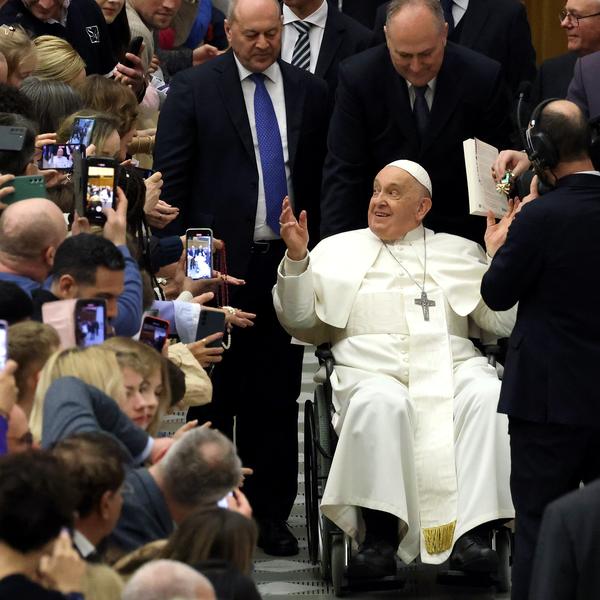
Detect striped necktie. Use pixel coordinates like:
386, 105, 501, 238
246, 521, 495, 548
291, 21, 311, 70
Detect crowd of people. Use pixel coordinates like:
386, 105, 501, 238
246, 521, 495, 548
0, 0, 598, 599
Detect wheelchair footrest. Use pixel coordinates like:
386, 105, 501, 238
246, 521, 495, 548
436, 569, 499, 588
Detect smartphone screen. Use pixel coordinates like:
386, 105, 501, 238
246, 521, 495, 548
186, 229, 213, 280
68, 117, 95, 146
75, 301, 106, 348
86, 163, 115, 221
0, 320, 7, 371
139, 316, 169, 352
195, 310, 225, 347
40, 144, 80, 171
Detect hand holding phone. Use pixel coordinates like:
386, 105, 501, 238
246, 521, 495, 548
139, 315, 169, 352
84, 157, 118, 225
186, 228, 213, 280
74, 299, 106, 348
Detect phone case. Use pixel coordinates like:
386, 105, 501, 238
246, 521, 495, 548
196, 310, 226, 347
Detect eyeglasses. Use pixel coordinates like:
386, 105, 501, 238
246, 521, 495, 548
559, 8, 600, 25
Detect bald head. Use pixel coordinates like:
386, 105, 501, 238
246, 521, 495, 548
122, 560, 216, 600
227, 0, 280, 21
535, 99, 591, 164
0, 199, 66, 279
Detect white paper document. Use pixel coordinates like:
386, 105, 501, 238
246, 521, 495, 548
463, 138, 509, 219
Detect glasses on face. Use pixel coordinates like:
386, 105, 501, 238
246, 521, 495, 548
559, 8, 600, 25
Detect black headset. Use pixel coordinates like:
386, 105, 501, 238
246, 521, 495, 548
524, 97, 561, 174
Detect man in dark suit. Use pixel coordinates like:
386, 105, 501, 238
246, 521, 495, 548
373, 0, 536, 95
531, 1, 600, 106
321, 0, 511, 243
568, 49, 600, 118
281, 0, 373, 100
153, 0, 329, 556
481, 99, 600, 600
332, 0, 388, 28
529, 479, 600, 600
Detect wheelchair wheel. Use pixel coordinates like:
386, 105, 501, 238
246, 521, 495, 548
331, 533, 346, 597
495, 527, 512, 593
304, 399, 319, 564
315, 384, 333, 485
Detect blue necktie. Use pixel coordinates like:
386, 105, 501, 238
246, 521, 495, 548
250, 73, 288, 234
440, 0, 455, 34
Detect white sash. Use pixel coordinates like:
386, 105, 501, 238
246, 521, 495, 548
404, 285, 457, 554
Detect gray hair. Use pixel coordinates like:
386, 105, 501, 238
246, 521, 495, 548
158, 428, 242, 507
226, 0, 280, 22
386, 0, 445, 28
122, 560, 215, 600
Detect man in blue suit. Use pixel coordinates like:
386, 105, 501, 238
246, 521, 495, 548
154, 0, 329, 556
482, 99, 600, 600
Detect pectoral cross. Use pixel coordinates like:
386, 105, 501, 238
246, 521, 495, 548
415, 290, 436, 321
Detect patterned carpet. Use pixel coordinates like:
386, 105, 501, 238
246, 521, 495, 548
251, 347, 511, 600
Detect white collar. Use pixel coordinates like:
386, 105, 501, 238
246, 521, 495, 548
453, 0, 469, 11
233, 54, 281, 85
282, 1, 328, 29
72, 529, 96, 558
575, 170, 600, 176
369, 224, 426, 245
406, 78, 437, 95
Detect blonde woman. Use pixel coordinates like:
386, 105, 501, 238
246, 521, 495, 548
32, 35, 86, 86
31, 346, 172, 464
0, 24, 36, 88
103, 337, 172, 435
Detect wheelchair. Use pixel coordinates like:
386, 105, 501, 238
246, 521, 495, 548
303, 344, 513, 597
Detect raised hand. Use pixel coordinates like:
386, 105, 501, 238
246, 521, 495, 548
485, 198, 521, 258
279, 196, 308, 261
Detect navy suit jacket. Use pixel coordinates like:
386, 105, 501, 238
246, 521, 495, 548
153, 51, 329, 279
372, 0, 536, 94
320, 42, 511, 241
481, 174, 600, 426
568, 50, 600, 119
530, 479, 600, 600
530, 52, 578, 108
313, 6, 373, 102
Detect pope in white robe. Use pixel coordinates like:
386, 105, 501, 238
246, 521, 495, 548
273, 160, 517, 577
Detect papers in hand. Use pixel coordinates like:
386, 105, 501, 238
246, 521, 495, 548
463, 138, 509, 219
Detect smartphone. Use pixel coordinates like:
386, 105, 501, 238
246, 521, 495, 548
186, 228, 213, 280
68, 116, 96, 146
122, 36, 144, 68
139, 315, 169, 352
196, 310, 225, 347
0, 320, 7, 371
39, 143, 83, 172
74, 299, 106, 348
0, 125, 26, 151
0, 175, 46, 204
133, 166, 154, 180
84, 157, 118, 224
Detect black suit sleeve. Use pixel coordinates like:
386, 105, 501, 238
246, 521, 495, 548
481, 202, 546, 311
320, 61, 373, 237
529, 501, 577, 600
153, 72, 199, 235
505, 2, 537, 92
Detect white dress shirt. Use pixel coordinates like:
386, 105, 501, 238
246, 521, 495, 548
406, 78, 437, 111
234, 56, 294, 241
281, 1, 329, 74
73, 529, 96, 559
452, 0, 469, 26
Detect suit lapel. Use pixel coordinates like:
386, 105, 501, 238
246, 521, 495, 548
281, 60, 305, 170
456, 0, 490, 49
421, 44, 464, 153
215, 51, 254, 160
315, 9, 343, 78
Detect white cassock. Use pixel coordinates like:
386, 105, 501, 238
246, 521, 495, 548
273, 225, 516, 565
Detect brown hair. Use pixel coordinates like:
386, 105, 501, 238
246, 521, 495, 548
56, 110, 120, 156
76, 75, 138, 138
7, 321, 60, 394
160, 506, 258, 575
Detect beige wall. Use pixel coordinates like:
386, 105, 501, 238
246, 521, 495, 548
524, 0, 568, 64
